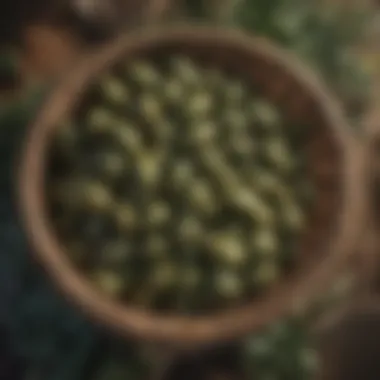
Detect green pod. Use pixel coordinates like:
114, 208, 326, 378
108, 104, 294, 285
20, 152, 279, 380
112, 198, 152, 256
276, 189, 306, 233
80, 181, 114, 212
224, 79, 248, 102
250, 168, 282, 194
86, 107, 120, 133
223, 108, 249, 131
146, 200, 171, 227
207, 229, 248, 267
54, 179, 114, 213
170, 56, 203, 85
177, 215, 204, 243
199, 144, 275, 225
138, 93, 164, 123
170, 159, 195, 188
262, 136, 296, 172
128, 60, 162, 87
250, 227, 279, 258
190, 121, 217, 144
98, 75, 130, 105
135, 149, 166, 188
164, 77, 185, 103
187, 177, 218, 216
111, 121, 142, 151
229, 131, 256, 156
186, 91, 213, 117
250, 99, 281, 131
213, 269, 244, 300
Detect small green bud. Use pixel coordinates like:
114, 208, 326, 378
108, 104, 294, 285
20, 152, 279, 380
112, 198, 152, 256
188, 178, 218, 215
251, 169, 281, 194
139, 93, 163, 122
164, 78, 184, 102
281, 199, 306, 232
178, 216, 203, 242
56, 179, 113, 212
264, 137, 295, 172
191, 121, 216, 144
99, 75, 130, 105
251, 228, 279, 257
113, 122, 142, 150
225, 80, 247, 102
129, 61, 161, 86
147, 201, 171, 226
235, 188, 274, 225
87, 107, 119, 133
230, 133, 255, 156
214, 270, 243, 299
251, 99, 281, 129
80, 181, 114, 211
187, 92, 213, 116
224, 109, 248, 131
171, 56, 202, 84
171, 160, 194, 187
208, 230, 247, 266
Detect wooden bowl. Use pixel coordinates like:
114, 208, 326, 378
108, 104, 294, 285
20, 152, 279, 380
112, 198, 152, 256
17, 25, 368, 348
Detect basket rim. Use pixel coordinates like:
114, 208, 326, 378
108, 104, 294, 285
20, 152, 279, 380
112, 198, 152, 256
17, 25, 368, 348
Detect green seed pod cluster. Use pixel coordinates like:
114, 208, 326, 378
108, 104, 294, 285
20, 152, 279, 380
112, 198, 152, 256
47, 54, 314, 314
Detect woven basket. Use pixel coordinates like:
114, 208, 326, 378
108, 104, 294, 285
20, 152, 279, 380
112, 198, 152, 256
17, 25, 368, 348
